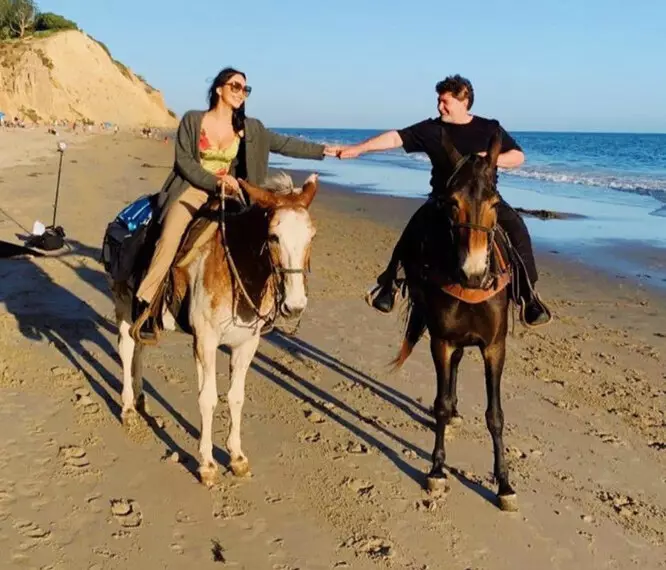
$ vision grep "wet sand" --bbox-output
[0,131,664,569]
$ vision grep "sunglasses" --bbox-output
[226,81,252,96]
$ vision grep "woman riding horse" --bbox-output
[338,74,551,326]
[131,67,341,341]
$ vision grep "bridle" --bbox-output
[218,184,311,334]
[441,155,500,289]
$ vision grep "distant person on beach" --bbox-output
[338,74,550,326]
[132,67,341,339]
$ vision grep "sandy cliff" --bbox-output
[0,30,177,127]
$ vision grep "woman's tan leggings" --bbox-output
[136,186,209,304]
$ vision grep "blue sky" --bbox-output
[39,0,666,132]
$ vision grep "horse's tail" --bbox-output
[391,300,427,369]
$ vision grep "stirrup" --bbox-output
[518,292,553,329]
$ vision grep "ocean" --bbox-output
[270,128,666,284]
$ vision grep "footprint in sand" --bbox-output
[341,534,394,561]
[213,503,248,520]
[343,477,376,498]
[304,410,325,424]
[345,441,370,455]
[86,493,104,514]
[110,499,143,528]
[72,387,101,418]
[415,498,439,512]
[59,445,91,471]
[213,494,251,521]
[13,519,51,541]
[51,366,82,389]
[587,429,625,447]
[0,481,15,504]
[402,448,418,460]
[297,430,321,443]
[265,493,284,505]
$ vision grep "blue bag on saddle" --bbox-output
[102,194,156,282]
[116,195,153,232]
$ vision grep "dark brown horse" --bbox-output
[393,129,519,511]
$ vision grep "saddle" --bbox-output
[131,197,244,342]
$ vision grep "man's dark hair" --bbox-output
[435,74,475,110]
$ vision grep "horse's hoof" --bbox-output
[121,408,138,427]
[230,458,251,478]
[198,463,218,488]
[426,476,449,494]
[498,493,519,512]
[449,414,463,427]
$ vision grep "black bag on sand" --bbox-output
[25,225,66,251]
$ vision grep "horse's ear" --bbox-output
[238,179,279,208]
[487,126,503,168]
[442,130,462,166]
[297,173,319,208]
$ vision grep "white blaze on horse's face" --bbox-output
[455,193,498,287]
[461,238,488,281]
[269,208,315,317]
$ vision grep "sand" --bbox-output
[0,130,664,569]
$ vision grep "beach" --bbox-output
[0,130,664,569]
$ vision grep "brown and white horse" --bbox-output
[111,173,318,486]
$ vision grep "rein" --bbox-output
[218,183,278,330]
[218,183,309,336]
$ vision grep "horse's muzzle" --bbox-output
[280,302,306,318]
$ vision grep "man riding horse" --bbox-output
[338,74,551,326]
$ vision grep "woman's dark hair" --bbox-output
[208,67,247,133]
[435,74,475,110]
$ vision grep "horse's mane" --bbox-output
[262,172,301,196]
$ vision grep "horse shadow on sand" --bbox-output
[0,253,213,479]
[248,329,498,505]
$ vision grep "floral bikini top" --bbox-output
[199,128,240,176]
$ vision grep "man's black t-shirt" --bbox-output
[397,116,522,194]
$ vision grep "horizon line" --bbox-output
[270,126,666,136]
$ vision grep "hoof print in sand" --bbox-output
[304,409,325,424]
[73,387,101,416]
[110,499,143,528]
[213,502,249,520]
[14,519,51,541]
[59,445,90,470]
[402,448,418,459]
[346,441,370,455]
[415,497,439,512]
[343,477,375,498]
[297,430,321,443]
[342,534,394,561]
